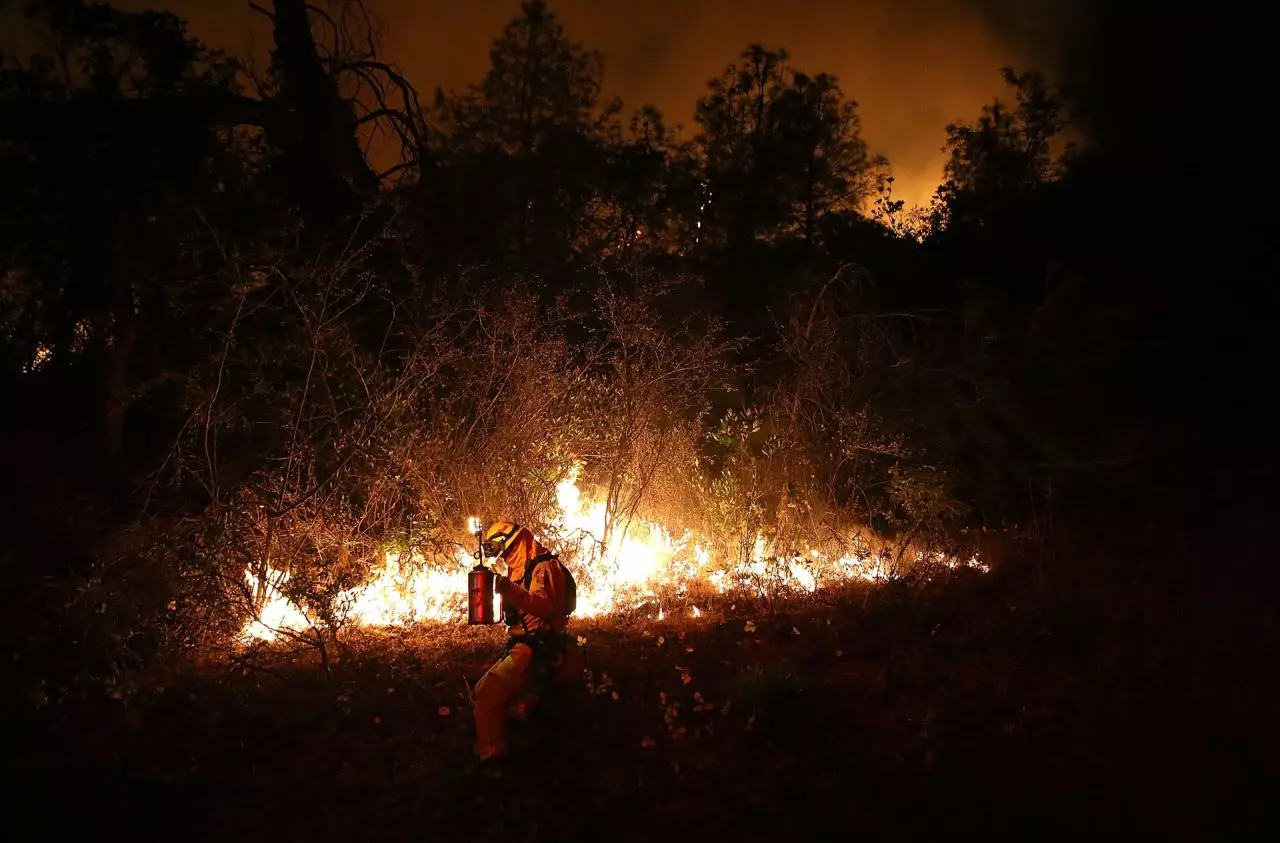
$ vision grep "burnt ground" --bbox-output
[8,572,1271,842]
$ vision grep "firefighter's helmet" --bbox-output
[482,521,523,559]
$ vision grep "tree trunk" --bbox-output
[270,0,378,220]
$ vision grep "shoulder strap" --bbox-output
[504,553,554,632]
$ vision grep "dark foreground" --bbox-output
[9,573,1270,842]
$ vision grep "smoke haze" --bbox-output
[106,0,1083,206]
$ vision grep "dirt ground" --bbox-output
[9,573,1269,842]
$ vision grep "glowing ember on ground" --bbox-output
[238,465,986,642]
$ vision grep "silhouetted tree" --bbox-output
[259,0,379,216]
[0,1,257,475]
[933,68,1069,231]
[695,46,878,251]
[773,71,881,247]
[429,0,615,266]
[597,106,705,256]
[695,45,791,249]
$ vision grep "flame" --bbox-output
[238,463,985,642]
[242,566,309,642]
[345,549,476,625]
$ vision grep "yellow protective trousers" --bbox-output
[473,643,535,760]
[473,638,584,760]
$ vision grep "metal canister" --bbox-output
[468,565,496,625]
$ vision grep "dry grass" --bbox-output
[10,567,1266,842]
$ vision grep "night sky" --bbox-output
[103,0,1080,207]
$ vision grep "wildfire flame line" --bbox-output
[240,467,986,642]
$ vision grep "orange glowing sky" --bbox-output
[105,0,1062,207]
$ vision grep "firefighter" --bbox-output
[472,521,579,770]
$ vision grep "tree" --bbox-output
[695,45,791,249]
[933,68,1069,230]
[1,1,429,215]
[597,106,703,256]
[446,0,604,155]
[0,1,258,475]
[0,1,434,478]
[773,71,880,246]
[695,46,879,250]
[259,0,380,212]
[428,0,614,266]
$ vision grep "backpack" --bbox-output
[561,561,577,617]
[521,553,576,619]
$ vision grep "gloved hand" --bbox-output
[494,574,513,595]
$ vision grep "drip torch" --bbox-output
[467,517,498,625]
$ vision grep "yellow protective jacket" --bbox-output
[496,526,570,637]
[503,557,570,637]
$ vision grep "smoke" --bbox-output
[108,0,1091,206]
[373,0,1078,206]
[959,0,1090,76]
